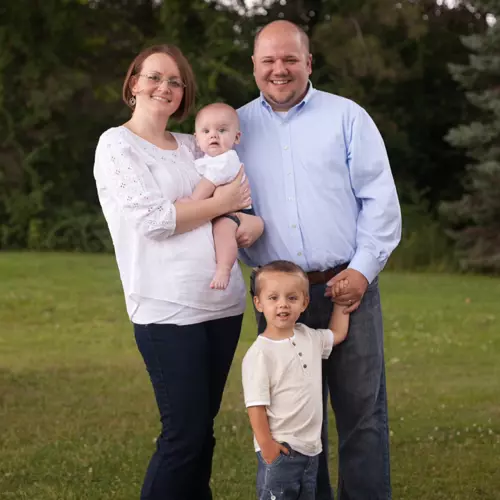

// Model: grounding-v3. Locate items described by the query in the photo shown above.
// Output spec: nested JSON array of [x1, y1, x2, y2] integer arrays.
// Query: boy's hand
[[332, 278, 349, 298], [325, 269, 368, 313], [260, 440, 289, 465]]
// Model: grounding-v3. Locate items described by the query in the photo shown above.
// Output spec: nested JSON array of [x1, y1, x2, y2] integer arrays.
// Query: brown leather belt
[[307, 263, 348, 285]]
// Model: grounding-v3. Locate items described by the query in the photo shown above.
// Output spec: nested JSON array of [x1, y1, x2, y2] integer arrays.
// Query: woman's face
[[130, 53, 185, 118]]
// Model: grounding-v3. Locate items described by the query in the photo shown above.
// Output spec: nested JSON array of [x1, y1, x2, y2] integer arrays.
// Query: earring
[[129, 96, 136, 106]]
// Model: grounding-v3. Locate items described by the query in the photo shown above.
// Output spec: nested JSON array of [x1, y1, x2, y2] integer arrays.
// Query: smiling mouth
[[152, 96, 172, 103], [269, 79, 291, 85], [277, 312, 290, 318]]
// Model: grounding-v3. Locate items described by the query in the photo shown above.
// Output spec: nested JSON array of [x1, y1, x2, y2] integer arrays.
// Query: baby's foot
[[210, 267, 231, 290]]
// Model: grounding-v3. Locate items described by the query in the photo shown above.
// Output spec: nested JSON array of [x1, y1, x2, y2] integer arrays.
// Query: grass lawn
[[0, 252, 499, 499]]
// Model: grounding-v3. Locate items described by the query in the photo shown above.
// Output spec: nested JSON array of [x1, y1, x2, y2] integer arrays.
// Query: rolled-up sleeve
[[94, 135, 177, 240], [347, 106, 402, 283]]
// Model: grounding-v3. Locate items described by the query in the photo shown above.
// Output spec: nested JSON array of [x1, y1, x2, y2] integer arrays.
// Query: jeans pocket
[[257, 451, 285, 467]]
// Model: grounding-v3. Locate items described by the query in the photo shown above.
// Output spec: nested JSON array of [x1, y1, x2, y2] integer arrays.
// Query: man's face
[[252, 29, 312, 111]]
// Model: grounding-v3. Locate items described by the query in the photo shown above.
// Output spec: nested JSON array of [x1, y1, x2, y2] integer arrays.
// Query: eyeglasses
[[138, 74, 186, 90]]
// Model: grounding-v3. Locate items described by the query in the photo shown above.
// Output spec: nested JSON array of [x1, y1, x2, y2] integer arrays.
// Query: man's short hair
[[253, 21, 310, 54], [254, 260, 309, 296]]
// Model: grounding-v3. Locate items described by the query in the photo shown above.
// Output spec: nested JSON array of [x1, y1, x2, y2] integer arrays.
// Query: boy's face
[[254, 271, 309, 331], [195, 107, 241, 157]]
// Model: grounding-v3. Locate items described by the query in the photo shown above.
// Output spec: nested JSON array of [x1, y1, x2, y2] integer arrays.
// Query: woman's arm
[[95, 134, 250, 239]]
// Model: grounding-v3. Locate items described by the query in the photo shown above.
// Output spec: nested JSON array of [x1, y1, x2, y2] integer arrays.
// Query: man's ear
[[306, 53, 312, 76], [253, 294, 263, 313]]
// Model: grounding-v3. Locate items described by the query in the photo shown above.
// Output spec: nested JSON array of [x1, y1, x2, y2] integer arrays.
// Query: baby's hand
[[332, 278, 349, 297]]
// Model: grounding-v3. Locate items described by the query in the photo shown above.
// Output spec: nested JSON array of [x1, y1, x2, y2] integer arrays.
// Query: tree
[[442, 0, 500, 272]]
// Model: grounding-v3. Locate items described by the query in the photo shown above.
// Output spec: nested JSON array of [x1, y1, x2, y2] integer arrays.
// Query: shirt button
[[298, 352, 302, 356], [288, 197, 294, 201], [291, 224, 297, 229], [303, 364, 307, 369], [292, 342, 296, 346], [287, 171, 292, 175], [284, 145, 289, 150], [297, 252, 302, 256]]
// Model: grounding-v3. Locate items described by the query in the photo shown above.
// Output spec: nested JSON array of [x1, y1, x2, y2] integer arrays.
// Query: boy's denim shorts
[[256, 443, 319, 500]]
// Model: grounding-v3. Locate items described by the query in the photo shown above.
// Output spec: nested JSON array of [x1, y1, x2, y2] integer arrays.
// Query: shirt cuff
[[245, 400, 270, 408], [322, 329, 334, 359], [348, 250, 381, 284]]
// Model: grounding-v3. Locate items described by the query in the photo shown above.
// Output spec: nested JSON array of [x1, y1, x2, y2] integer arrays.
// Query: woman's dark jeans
[[133, 314, 243, 500]]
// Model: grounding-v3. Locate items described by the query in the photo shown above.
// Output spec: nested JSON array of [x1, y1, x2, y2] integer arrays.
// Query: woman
[[94, 44, 263, 500]]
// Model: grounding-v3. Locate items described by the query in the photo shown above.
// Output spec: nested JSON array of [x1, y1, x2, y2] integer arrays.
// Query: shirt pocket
[[294, 133, 348, 192]]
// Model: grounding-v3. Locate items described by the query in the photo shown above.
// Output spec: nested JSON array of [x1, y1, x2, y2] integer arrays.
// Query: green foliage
[[442, 0, 500, 273], [387, 193, 457, 272], [0, 0, 492, 273]]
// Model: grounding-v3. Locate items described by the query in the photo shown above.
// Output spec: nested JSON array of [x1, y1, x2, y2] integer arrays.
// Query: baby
[[189, 102, 255, 289]]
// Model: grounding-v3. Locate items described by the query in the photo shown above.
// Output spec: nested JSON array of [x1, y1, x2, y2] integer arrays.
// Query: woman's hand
[[236, 213, 264, 248], [213, 168, 251, 214]]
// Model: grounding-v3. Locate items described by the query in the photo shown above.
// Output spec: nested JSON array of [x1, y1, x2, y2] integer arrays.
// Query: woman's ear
[[129, 74, 139, 96]]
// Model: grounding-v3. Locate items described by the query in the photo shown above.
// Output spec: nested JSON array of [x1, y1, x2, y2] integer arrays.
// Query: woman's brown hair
[[122, 44, 196, 122]]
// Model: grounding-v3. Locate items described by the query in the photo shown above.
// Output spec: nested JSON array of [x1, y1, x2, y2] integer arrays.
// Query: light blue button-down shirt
[[235, 84, 401, 284]]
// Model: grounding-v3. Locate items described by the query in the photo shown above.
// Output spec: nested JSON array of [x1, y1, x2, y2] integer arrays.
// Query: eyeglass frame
[[137, 73, 186, 90]]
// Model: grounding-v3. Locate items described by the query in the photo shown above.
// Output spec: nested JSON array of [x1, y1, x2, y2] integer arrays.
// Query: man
[[235, 20, 401, 500]]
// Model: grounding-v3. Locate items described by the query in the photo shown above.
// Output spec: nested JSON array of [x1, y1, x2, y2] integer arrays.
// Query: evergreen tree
[[442, 0, 500, 272]]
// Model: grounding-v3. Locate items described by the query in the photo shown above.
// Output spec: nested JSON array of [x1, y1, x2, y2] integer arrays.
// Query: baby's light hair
[[254, 260, 309, 296], [195, 102, 240, 129]]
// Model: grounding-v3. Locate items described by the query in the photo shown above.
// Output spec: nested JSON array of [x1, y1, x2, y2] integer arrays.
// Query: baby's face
[[195, 107, 240, 157]]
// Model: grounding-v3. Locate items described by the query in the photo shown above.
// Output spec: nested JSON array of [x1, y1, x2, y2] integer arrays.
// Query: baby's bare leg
[[211, 216, 239, 290]]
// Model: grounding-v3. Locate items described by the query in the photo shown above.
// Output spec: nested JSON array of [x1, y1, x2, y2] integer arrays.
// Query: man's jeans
[[256, 445, 319, 500], [250, 274, 392, 500]]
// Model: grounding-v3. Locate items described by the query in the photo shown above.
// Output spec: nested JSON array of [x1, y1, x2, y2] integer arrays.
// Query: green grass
[[1, 253, 499, 499]]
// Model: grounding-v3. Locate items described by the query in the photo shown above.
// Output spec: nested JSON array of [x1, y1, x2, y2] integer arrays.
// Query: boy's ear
[[253, 294, 263, 313], [234, 130, 241, 144], [301, 294, 310, 312]]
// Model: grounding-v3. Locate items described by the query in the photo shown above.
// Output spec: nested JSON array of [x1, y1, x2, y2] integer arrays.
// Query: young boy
[[242, 260, 350, 500], [180, 102, 255, 290]]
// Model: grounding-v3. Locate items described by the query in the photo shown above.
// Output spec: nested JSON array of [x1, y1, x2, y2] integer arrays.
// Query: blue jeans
[[133, 314, 243, 500], [256, 445, 319, 500], [251, 274, 391, 500]]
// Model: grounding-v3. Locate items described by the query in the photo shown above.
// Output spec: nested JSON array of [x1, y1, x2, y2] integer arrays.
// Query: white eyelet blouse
[[94, 126, 247, 325]]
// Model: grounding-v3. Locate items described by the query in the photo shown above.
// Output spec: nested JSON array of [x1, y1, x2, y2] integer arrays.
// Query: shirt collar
[[259, 80, 316, 113]]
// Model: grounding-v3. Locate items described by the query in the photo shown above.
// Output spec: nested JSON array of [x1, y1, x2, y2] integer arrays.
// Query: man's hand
[[260, 440, 289, 465], [236, 213, 264, 248], [325, 268, 369, 313]]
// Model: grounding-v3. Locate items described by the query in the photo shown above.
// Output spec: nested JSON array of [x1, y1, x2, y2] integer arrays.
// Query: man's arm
[[236, 212, 264, 248], [327, 105, 401, 312], [347, 105, 402, 283]]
